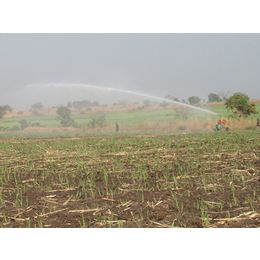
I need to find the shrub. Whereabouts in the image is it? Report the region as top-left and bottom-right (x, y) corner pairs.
(178, 126), (186, 131)
(245, 126), (256, 130)
(88, 113), (107, 128)
(31, 122), (41, 127)
(19, 119), (31, 130)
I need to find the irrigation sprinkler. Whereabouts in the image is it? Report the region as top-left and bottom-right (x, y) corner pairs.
(214, 115), (229, 131)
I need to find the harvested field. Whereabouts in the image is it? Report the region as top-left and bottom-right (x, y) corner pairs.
(0, 131), (260, 228)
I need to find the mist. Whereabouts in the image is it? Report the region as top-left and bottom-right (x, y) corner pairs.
(1, 34), (260, 110)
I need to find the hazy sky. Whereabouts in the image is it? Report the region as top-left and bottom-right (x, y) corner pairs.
(1, 33), (260, 110)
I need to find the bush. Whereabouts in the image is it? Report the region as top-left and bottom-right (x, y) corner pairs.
(31, 122), (41, 127)
(88, 113), (107, 128)
(137, 106), (145, 110)
(178, 126), (186, 131)
(11, 125), (20, 131)
(19, 119), (31, 130)
(32, 110), (42, 117)
(245, 126), (256, 130)
(86, 107), (92, 111)
(18, 111), (23, 115)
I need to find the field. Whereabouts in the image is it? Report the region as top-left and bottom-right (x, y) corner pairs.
(1, 130), (260, 228)
(1, 102), (260, 134)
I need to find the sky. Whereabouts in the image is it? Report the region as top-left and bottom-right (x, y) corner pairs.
(1, 33), (260, 110)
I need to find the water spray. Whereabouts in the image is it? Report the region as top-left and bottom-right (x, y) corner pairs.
(26, 83), (217, 115)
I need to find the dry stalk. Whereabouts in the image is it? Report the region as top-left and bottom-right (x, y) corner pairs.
(213, 211), (259, 222)
(45, 188), (76, 192)
(117, 200), (132, 207)
(35, 208), (68, 218)
(63, 195), (73, 206)
(69, 209), (99, 213)
(149, 220), (174, 228)
(102, 198), (118, 202)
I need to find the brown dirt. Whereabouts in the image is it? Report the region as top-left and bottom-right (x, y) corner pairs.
(0, 132), (260, 228)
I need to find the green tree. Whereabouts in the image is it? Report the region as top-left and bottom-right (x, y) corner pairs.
(67, 101), (72, 108)
(3, 105), (13, 112)
(72, 101), (84, 110)
(208, 93), (221, 103)
(56, 107), (75, 127)
(0, 106), (6, 119)
(31, 102), (44, 111)
(225, 93), (258, 117)
(188, 96), (201, 105)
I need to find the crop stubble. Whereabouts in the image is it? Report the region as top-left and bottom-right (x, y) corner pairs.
(0, 131), (260, 228)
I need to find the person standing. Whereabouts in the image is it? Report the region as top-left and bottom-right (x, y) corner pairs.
(116, 123), (119, 132)
(256, 119), (260, 130)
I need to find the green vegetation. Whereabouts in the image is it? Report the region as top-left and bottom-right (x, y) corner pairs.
(0, 105), (13, 119)
(208, 93), (221, 103)
(31, 102), (44, 111)
(87, 113), (107, 128)
(0, 101), (260, 133)
(0, 130), (260, 228)
(225, 93), (258, 117)
(55, 107), (76, 127)
(188, 96), (201, 105)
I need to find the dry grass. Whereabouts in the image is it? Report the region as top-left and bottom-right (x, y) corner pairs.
(2, 117), (258, 134)
(2, 103), (178, 119)
(228, 117), (256, 129)
(22, 127), (81, 133)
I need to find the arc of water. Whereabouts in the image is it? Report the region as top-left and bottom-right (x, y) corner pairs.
(27, 83), (217, 115)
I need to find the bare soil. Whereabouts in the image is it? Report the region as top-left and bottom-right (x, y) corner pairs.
(0, 132), (260, 228)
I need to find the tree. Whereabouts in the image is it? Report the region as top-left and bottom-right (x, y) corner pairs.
(92, 101), (99, 107)
(218, 91), (230, 102)
(3, 105), (13, 112)
(174, 106), (191, 121)
(118, 100), (127, 107)
(188, 96), (201, 105)
(0, 106), (6, 119)
(225, 93), (258, 117)
(31, 102), (44, 111)
(88, 113), (106, 128)
(159, 101), (169, 108)
(143, 99), (151, 106)
(67, 101), (72, 108)
(208, 93), (221, 103)
(82, 100), (91, 107)
(56, 107), (75, 127)
(165, 95), (180, 102)
(72, 101), (84, 110)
